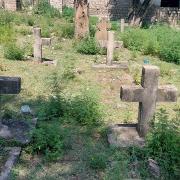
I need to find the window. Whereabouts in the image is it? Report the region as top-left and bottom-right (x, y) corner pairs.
(161, 0), (180, 7)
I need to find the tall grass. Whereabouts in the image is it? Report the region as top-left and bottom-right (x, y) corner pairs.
(121, 25), (180, 64)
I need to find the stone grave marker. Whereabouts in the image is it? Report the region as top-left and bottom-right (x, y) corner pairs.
(93, 31), (128, 69)
(33, 27), (51, 62)
(120, 19), (125, 33)
(74, 0), (89, 39)
(108, 65), (177, 147)
(0, 76), (37, 144)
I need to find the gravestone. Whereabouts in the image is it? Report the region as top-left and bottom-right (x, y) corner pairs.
(95, 17), (111, 45)
(108, 65), (177, 147)
(93, 31), (128, 69)
(74, 0), (89, 39)
(0, 76), (37, 144)
(33, 27), (51, 62)
(0, 76), (21, 138)
(120, 19), (125, 33)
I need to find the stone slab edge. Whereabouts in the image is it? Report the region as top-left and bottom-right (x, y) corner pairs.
(0, 147), (21, 180)
(92, 63), (128, 69)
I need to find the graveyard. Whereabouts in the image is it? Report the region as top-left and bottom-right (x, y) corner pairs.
(0, 0), (180, 179)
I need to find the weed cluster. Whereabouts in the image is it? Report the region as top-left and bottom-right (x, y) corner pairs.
(121, 25), (180, 64)
(76, 37), (101, 55)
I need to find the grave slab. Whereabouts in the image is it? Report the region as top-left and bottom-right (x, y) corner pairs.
(108, 124), (145, 148)
(92, 62), (128, 69)
(0, 118), (37, 144)
(0, 147), (21, 180)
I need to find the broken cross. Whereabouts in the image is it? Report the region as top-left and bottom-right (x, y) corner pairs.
(33, 27), (51, 62)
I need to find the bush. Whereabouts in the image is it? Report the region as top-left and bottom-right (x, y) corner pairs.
(146, 109), (180, 179)
(32, 122), (69, 161)
(62, 6), (74, 22)
(4, 43), (25, 60)
(76, 37), (100, 55)
(60, 23), (74, 38)
(33, 0), (61, 18)
(89, 153), (107, 170)
(111, 21), (119, 31)
(0, 25), (14, 44)
(69, 90), (102, 126)
(121, 25), (180, 64)
(0, 10), (14, 25)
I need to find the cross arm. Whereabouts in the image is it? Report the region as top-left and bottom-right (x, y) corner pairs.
(157, 85), (178, 102)
(41, 38), (51, 46)
(0, 76), (21, 94)
(120, 85), (144, 102)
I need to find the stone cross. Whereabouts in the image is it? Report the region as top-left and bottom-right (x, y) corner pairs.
(74, 0), (89, 39)
(106, 31), (114, 66)
(33, 27), (51, 62)
(121, 65), (177, 137)
(0, 76), (21, 128)
(120, 19), (125, 33)
(95, 17), (111, 42)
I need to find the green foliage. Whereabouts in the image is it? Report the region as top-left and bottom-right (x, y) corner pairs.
(69, 90), (103, 126)
(0, 10), (14, 25)
(146, 109), (180, 179)
(60, 23), (74, 39)
(76, 37), (100, 55)
(111, 21), (119, 31)
(62, 6), (74, 22)
(31, 122), (69, 161)
(33, 0), (61, 18)
(0, 25), (14, 44)
(4, 43), (25, 60)
(89, 153), (107, 170)
(121, 25), (180, 64)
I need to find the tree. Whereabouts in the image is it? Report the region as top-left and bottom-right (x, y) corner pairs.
(128, 0), (154, 26)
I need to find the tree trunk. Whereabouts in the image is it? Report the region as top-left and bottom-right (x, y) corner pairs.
(128, 0), (154, 26)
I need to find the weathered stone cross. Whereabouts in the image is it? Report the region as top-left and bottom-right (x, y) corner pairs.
(33, 27), (51, 62)
(121, 65), (177, 137)
(0, 76), (21, 129)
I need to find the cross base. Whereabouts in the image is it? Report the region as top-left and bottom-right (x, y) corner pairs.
(92, 62), (128, 69)
(108, 124), (145, 148)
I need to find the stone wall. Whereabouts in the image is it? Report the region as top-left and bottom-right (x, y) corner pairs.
(2, 0), (21, 11)
(50, 0), (63, 12)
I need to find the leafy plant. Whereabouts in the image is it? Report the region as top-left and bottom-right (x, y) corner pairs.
(31, 122), (69, 161)
(146, 109), (180, 179)
(60, 23), (74, 39)
(76, 37), (100, 55)
(33, 0), (61, 18)
(62, 6), (74, 22)
(4, 43), (25, 60)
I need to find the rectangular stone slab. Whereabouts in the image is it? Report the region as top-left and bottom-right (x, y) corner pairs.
(42, 38), (51, 46)
(0, 76), (21, 94)
(157, 85), (178, 102)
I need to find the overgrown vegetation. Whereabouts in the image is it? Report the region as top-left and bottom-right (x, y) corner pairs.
(4, 43), (25, 60)
(76, 37), (100, 55)
(146, 109), (180, 179)
(121, 25), (180, 64)
(33, 0), (61, 18)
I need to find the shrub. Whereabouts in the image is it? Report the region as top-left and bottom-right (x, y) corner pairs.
(120, 25), (180, 64)
(146, 109), (180, 179)
(33, 0), (61, 18)
(60, 23), (74, 38)
(89, 153), (107, 170)
(76, 37), (100, 55)
(4, 43), (25, 60)
(0, 10), (14, 25)
(69, 90), (102, 126)
(62, 6), (74, 22)
(111, 21), (119, 31)
(32, 122), (69, 161)
(0, 25), (14, 44)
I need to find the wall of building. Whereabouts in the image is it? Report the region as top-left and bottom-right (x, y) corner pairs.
(50, 0), (63, 12)
(3, 0), (21, 11)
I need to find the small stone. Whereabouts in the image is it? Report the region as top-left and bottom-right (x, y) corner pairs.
(20, 105), (32, 114)
(148, 159), (160, 178)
